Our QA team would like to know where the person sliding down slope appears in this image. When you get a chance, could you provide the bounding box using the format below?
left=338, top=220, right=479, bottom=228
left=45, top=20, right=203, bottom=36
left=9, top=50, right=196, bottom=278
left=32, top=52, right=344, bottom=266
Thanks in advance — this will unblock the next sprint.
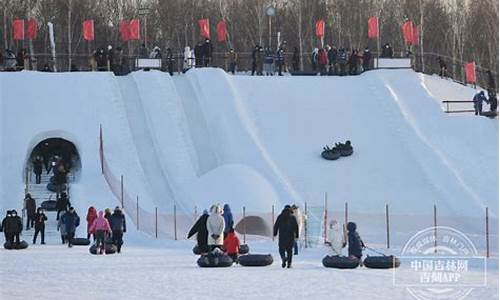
left=187, top=210, right=210, bottom=255
left=274, top=205, right=299, bottom=268
left=206, top=204, right=225, bottom=252
left=325, top=220, right=346, bottom=256
left=90, top=211, right=111, bottom=255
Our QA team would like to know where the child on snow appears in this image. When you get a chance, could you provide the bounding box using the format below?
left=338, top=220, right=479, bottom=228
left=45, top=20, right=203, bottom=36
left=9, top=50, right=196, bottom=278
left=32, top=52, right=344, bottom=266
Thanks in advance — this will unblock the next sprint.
left=223, top=227, right=240, bottom=263
left=347, top=222, right=365, bottom=260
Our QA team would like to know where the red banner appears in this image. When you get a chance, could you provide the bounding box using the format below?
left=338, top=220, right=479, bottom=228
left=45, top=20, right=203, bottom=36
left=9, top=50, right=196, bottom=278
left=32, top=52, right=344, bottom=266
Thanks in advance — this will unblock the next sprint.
left=464, top=62, right=476, bottom=84
left=315, top=20, right=325, bottom=38
left=402, top=20, right=414, bottom=45
left=83, top=20, right=94, bottom=41
left=27, top=18, right=37, bottom=40
left=368, top=17, right=378, bottom=39
left=129, top=19, right=140, bottom=40
left=216, top=20, right=227, bottom=42
left=119, top=21, right=130, bottom=42
left=13, top=19, right=24, bottom=40
left=198, top=19, right=210, bottom=39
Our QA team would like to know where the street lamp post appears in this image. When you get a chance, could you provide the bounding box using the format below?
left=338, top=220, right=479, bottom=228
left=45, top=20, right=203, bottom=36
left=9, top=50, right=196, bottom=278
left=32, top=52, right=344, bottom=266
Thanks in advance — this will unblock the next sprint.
left=266, top=6, right=276, bottom=49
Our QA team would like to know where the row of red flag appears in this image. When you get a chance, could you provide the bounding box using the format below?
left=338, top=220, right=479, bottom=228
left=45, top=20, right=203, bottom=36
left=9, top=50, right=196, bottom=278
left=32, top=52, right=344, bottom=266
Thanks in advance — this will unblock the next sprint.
left=12, top=19, right=38, bottom=40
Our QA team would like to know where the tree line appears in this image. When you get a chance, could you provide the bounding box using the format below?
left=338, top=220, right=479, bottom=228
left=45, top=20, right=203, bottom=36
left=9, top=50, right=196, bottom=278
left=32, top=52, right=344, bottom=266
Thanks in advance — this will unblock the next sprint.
left=1, top=0, right=498, bottom=77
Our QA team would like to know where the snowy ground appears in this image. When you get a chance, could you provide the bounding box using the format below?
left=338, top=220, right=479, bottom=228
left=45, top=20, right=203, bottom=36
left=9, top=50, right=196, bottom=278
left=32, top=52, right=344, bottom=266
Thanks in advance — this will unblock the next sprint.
left=1, top=235, right=497, bottom=300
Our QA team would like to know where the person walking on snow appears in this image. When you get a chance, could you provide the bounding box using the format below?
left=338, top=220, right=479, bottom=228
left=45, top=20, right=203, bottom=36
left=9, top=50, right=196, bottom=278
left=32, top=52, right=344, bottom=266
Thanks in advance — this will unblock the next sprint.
left=325, top=220, right=346, bottom=256
left=206, top=204, right=225, bottom=252
left=187, top=209, right=210, bottom=254
left=223, top=227, right=240, bottom=263
left=33, top=208, right=47, bottom=244
left=222, top=204, right=234, bottom=239
left=86, top=206, right=97, bottom=240
left=347, top=222, right=365, bottom=260
left=274, top=205, right=299, bottom=268
left=109, top=207, right=127, bottom=253
left=473, top=91, right=488, bottom=116
left=33, top=156, right=44, bottom=184
left=61, top=207, right=80, bottom=247
left=90, top=211, right=112, bottom=255
left=24, top=193, right=36, bottom=230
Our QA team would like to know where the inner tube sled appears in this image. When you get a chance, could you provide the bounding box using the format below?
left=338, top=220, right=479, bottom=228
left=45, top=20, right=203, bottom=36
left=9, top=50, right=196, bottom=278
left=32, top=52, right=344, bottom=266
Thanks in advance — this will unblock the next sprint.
left=363, top=255, right=400, bottom=269
left=321, top=149, right=341, bottom=160
left=197, top=254, right=233, bottom=268
left=340, top=146, right=353, bottom=156
left=193, top=245, right=201, bottom=255
left=71, top=238, right=91, bottom=246
left=4, top=240, right=29, bottom=250
left=41, top=200, right=57, bottom=211
left=47, top=183, right=66, bottom=192
left=89, top=244, right=117, bottom=255
left=239, top=244, right=250, bottom=255
left=239, top=254, right=273, bottom=267
left=322, top=255, right=359, bottom=269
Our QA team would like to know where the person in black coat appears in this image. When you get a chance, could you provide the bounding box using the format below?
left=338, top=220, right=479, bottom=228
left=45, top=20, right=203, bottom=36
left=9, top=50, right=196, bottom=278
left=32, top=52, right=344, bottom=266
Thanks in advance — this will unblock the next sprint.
left=1, top=210, right=11, bottom=242
left=109, top=207, right=127, bottom=253
left=488, top=89, right=498, bottom=112
left=166, top=48, right=174, bottom=76
left=347, top=222, right=365, bottom=260
left=273, top=205, right=299, bottom=268
left=194, top=42, right=203, bottom=68
left=33, top=208, right=47, bottom=244
left=33, top=156, right=44, bottom=184
left=363, top=47, right=372, bottom=71
left=251, top=45, right=260, bottom=76
left=202, top=39, right=213, bottom=67
left=5, top=210, right=23, bottom=245
left=187, top=210, right=210, bottom=254
left=438, top=57, right=447, bottom=78
left=24, top=193, right=36, bottom=230
left=56, top=192, right=70, bottom=220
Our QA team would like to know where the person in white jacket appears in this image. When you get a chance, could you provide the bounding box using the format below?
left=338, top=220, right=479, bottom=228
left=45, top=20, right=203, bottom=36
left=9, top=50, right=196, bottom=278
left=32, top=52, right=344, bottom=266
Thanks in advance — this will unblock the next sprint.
left=206, top=204, right=225, bottom=251
left=291, top=205, right=304, bottom=255
left=325, top=220, right=346, bottom=256
left=183, top=46, right=192, bottom=72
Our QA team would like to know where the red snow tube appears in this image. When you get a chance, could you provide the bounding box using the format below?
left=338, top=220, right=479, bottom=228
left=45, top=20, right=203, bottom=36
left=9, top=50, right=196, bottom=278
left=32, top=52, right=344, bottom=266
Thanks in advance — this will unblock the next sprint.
left=239, top=254, right=273, bottom=267
left=197, top=254, right=233, bottom=267
left=4, top=241, right=29, bottom=250
left=363, top=256, right=400, bottom=269
left=89, top=244, right=117, bottom=255
left=322, top=255, right=359, bottom=269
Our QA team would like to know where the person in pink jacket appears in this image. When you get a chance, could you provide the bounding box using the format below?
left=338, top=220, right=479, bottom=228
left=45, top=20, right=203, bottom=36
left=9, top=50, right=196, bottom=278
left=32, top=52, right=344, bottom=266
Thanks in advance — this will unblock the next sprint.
left=89, top=211, right=111, bottom=254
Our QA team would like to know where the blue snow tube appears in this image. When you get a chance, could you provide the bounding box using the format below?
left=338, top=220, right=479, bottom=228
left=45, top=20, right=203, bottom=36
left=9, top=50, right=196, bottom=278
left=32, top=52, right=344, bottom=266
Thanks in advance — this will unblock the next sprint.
left=41, top=200, right=57, bottom=211
left=239, top=254, right=274, bottom=267
left=89, top=244, right=117, bottom=255
left=4, top=240, right=29, bottom=250
left=322, top=255, right=359, bottom=269
left=197, top=254, right=233, bottom=268
left=321, top=149, right=341, bottom=160
left=363, top=256, right=400, bottom=269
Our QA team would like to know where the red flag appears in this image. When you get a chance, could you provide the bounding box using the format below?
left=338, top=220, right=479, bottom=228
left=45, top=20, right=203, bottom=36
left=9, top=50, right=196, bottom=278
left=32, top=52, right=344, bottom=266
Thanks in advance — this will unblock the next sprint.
left=216, top=21, right=227, bottom=42
left=13, top=19, right=24, bottom=40
left=401, top=20, right=414, bottom=44
left=368, top=17, right=378, bottom=39
left=412, top=25, right=419, bottom=45
left=198, top=19, right=210, bottom=39
left=129, top=19, right=140, bottom=40
left=315, top=20, right=325, bottom=38
left=27, top=18, right=37, bottom=40
left=83, top=20, right=94, bottom=41
left=464, top=62, right=476, bottom=84
left=119, top=21, right=130, bottom=42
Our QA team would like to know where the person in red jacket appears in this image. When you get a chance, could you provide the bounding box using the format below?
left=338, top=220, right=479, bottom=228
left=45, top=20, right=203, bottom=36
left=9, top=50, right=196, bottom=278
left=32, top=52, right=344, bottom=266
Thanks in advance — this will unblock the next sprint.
left=223, top=227, right=240, bottom=264
left=86, top=206, right=97, bottom=240
left=318, top=48, right=329, bottom=74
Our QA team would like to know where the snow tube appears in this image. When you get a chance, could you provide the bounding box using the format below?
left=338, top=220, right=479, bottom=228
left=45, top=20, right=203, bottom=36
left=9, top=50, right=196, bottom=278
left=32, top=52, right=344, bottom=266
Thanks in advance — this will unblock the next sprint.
left=89, top=244, right=117, bottom=255
left=71, top=238, right=90, bottom=246
left=239, top=254, right=274, bottom=267
left=340, top=146, right=353, bottom=156
left=197, top=254, right=233, bottom=268
left=321, top=150, right=341, bottom=160
left=363, top=256, right=400, bottom=269
left=481, top=111, right=498, bottom=118
left=41, top=200, right=57, bottom=211
left=4, top=241, right=29, bottom=250
left=46, top=183, right=66, bottom=192
left=193, top=245, right=201, bottom=255
left=239, top=244, right=250, bottom=255
left=322, top=255, right=359, bottom=269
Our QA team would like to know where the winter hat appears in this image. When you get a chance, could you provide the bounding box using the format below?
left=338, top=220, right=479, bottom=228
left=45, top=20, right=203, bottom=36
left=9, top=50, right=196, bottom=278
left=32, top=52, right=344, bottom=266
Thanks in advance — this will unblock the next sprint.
left=347, top=222, right=357, bottom=232
left=203, top=209, right=208, bottom=215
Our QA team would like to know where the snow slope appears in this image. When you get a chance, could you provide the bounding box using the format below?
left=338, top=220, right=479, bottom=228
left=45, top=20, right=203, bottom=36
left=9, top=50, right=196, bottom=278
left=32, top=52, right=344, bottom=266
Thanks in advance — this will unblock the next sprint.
left=0, top=68, right=497, bottom=249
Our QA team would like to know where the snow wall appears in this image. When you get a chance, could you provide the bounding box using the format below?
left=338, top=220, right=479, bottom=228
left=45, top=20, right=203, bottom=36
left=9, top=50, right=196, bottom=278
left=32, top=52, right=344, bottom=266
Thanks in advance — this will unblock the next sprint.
left=0, top=69, right=497, bottom=251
